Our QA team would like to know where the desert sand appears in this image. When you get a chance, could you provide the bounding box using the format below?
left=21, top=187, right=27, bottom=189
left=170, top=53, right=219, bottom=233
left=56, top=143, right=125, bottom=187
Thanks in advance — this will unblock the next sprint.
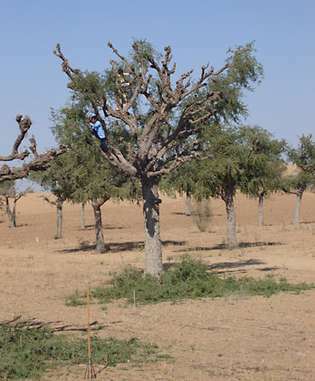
left=1, top=192, right=315, bottom=380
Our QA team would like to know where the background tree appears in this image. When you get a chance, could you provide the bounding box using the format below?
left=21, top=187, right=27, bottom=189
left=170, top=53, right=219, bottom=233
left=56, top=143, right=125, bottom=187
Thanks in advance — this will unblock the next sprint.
left=51, top=106, right=141, bottom=252
left=169, top=125, right=283, bottom=248
left=54, top=40, right=262, bottom=275
left=284, top=135, right=315, bottom=225
left=31, top=153, right=76, bottom=239
left=0, top=180, right=30, bottom=228
left=237, top=126, right=286, bottom=226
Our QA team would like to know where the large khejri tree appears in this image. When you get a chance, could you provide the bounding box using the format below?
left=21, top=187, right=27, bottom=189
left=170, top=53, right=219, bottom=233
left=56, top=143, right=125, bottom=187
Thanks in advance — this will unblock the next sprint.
left=54, top=40, right=262, bottom=276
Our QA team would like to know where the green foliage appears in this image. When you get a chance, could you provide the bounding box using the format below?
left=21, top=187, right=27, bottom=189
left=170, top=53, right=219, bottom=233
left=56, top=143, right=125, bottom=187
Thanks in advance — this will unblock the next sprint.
left=0, top=325, right=165, bottom=380
left=284, top=135, right=315, bottom=193
left=31, top=106, right=141, bottom=204
left=81, top=256, right=315, bottom=305
left=0, top=180, right=15, bottom=197
left=165, top=125, right=286, bottom=202
left=65, top=290, right=85, bottom=306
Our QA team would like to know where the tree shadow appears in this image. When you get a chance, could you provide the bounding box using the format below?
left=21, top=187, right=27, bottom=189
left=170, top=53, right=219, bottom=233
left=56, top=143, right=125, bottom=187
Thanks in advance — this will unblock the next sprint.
left=79, top=224, right=124, bottom=231
left=164, top=258, right=280, bottom=274
left=176, top=241, right=283, bottom=253
left=59, top=239, right=186, bottom=254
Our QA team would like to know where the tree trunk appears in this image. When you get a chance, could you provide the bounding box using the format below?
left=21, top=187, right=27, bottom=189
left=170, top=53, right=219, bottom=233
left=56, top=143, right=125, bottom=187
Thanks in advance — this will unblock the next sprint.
left=258, top=192, right=264, bottom=227
left=184, top=191, right=192, bottom=216
left=224, top=192, right=237, bottom=249
left=92, top=201, right=106, bottom=253
left=11, top=201, right=17, bottom=228
left=293, top=191, right=303, bottom=225
left=80, top=203, right=86, bottom=229
left=55, top=199, right=63, bottom=239
left=142, top=177, right=162, bottom=277
left=5, top=197, right=16, bottom=228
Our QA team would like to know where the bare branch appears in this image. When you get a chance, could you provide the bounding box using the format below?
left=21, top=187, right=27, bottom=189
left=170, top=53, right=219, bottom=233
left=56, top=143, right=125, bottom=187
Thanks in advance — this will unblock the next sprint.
left=0, top=115, right=32, bottom=162
left=0, top=147, right=66, bottom=183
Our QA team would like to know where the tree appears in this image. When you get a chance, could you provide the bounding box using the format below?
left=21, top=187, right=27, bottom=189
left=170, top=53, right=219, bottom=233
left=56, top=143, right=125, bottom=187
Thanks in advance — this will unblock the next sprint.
left=31, top=153, right=77, bottom=239
left=0, top=180, right=30, bottom=228
left=0, top=114, right=65, bottom=183
left=54, top=40, right=262, bottom=275
left=51, top=106, right=140, bottom=252
left=237, top=126, right=286, bottom=226
left=284, top=135, right=315, bottom=225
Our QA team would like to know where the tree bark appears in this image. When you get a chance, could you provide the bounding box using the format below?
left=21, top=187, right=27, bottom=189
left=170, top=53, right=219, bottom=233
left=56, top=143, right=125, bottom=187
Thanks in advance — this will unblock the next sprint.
left=5, top=197, right=16, bottom=228
left=92, top=200, right=106, bottom=253
left=55, top=199, right=63, bottom=239
left=80, top=203, right=86, bottom=229
left=293, top=190, right=303, bottom=225
left=142, top=177, right=163, bottom=277
left=184, top=191, right=192, bottom=216
left=258, top=192, right=264, bottom=227
left=224, top=192, right=237, bottom=249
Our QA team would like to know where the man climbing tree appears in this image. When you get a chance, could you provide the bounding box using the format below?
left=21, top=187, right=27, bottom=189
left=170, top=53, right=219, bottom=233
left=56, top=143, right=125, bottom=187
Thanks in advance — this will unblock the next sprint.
left=88, top=113, right=108, bottom=152
left=54, top=40, right=262, bottom=275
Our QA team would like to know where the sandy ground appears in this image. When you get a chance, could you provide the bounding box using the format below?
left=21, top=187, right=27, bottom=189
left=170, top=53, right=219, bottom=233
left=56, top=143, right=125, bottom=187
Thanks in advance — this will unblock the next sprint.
left=0, top=192, right=315, bottom=380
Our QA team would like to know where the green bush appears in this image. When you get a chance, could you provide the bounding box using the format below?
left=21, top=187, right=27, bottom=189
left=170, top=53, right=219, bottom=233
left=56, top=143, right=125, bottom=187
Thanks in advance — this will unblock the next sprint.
left=0, top=325, right=166, bottom=380
left=88, top=256, right=315, bottom=305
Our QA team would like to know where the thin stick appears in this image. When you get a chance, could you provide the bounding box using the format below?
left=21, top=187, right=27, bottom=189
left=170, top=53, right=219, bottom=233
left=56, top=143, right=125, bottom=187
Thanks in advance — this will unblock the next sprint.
left=84, top=287, right=97, bottom=379
left=133, top=289, right=136, bottom=308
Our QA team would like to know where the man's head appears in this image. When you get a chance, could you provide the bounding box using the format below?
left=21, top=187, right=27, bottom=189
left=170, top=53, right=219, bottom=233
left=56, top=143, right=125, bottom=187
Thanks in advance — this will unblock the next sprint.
left=88, top=113, right=97, bottom=123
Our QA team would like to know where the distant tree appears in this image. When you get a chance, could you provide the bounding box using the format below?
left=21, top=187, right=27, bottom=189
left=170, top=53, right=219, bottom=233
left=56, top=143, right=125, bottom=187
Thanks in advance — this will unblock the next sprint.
left=54, top=40, right=262, bottom=275
left=169, top=125, right=283, bottom=248
left=31, top=153, right=76, bottom=239
left=284, top=135, right=315, bottom=225
left=0, top=180, right=30, bottom=228
left=238, top=126, right=286, bottom=226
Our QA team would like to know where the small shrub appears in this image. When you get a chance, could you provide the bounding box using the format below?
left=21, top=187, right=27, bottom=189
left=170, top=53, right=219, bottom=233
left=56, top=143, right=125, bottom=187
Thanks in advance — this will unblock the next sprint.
left=65, top=290, right=85, bottom=306
left=83, top=256, right=315, bottom=305
left=0, top=325, right=166, bottom=380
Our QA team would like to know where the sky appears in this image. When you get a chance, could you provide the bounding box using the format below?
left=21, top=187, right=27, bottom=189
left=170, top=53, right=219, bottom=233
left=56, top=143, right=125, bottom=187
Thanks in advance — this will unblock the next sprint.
left=0, top=0, right=314, bottom=156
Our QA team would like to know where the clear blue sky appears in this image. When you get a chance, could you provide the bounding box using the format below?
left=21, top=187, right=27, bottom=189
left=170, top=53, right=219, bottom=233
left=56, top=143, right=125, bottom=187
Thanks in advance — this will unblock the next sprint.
left=1, top=0, right=314, bottom=154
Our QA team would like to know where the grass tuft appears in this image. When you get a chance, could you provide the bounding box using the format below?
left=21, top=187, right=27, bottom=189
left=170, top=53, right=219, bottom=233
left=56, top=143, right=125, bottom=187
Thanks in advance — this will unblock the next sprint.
left=86, top=256, right=315, bottom=305
left=0, top=325, right=167, bottom=380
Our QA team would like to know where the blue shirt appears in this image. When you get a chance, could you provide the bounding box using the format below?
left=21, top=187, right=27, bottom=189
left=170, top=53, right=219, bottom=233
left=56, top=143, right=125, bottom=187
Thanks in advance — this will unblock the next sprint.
left=89, top=120, right=106, bottom=139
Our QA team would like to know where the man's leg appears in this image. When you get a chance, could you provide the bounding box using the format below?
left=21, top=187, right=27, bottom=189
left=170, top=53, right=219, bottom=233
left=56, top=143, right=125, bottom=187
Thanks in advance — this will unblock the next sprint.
left=100, top=138, right=107, bottom=153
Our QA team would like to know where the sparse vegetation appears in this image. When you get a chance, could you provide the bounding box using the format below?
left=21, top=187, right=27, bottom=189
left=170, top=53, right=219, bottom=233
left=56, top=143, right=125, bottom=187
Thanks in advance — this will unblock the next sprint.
left=0, top=325, right=166, bottom=380
left=64, top=257, right=315, bottom=306
left=192, top=199, right=212, bottom=232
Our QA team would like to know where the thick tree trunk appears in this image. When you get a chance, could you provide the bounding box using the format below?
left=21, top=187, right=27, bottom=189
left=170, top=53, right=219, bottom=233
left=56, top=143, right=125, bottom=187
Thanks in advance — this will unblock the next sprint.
left=184, top=191, right=192, bottom=216
left=92, top=201, right=106, bottom=253
left=80, top=203, right=86, bottom=229
left=224, top=192, right=237, bottom=249
left=258, top=192, right=264, bottom=227
left=142, top=177, right=162, bottom=277
left=55, top=199, right=63, bottom=239
left=293, top=191, right=303, bottom=225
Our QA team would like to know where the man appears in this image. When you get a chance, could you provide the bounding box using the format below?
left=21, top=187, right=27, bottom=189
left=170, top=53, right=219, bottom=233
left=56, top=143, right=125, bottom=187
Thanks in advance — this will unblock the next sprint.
left=88, top=113, right=107, bottom=152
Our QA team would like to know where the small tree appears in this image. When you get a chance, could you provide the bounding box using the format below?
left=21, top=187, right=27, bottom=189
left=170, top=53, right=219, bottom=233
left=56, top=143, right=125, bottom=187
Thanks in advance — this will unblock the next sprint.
left=284, top=135, right=315, bottom=225
left=52, top=106, right=140, bottom=252
left=0, top=180, right=29, bottom=228
left=31, top=153, right=76, bottom=239
left=55, top=40, right=262, bottom=275
left=238, top=126, right=286, bottom=226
